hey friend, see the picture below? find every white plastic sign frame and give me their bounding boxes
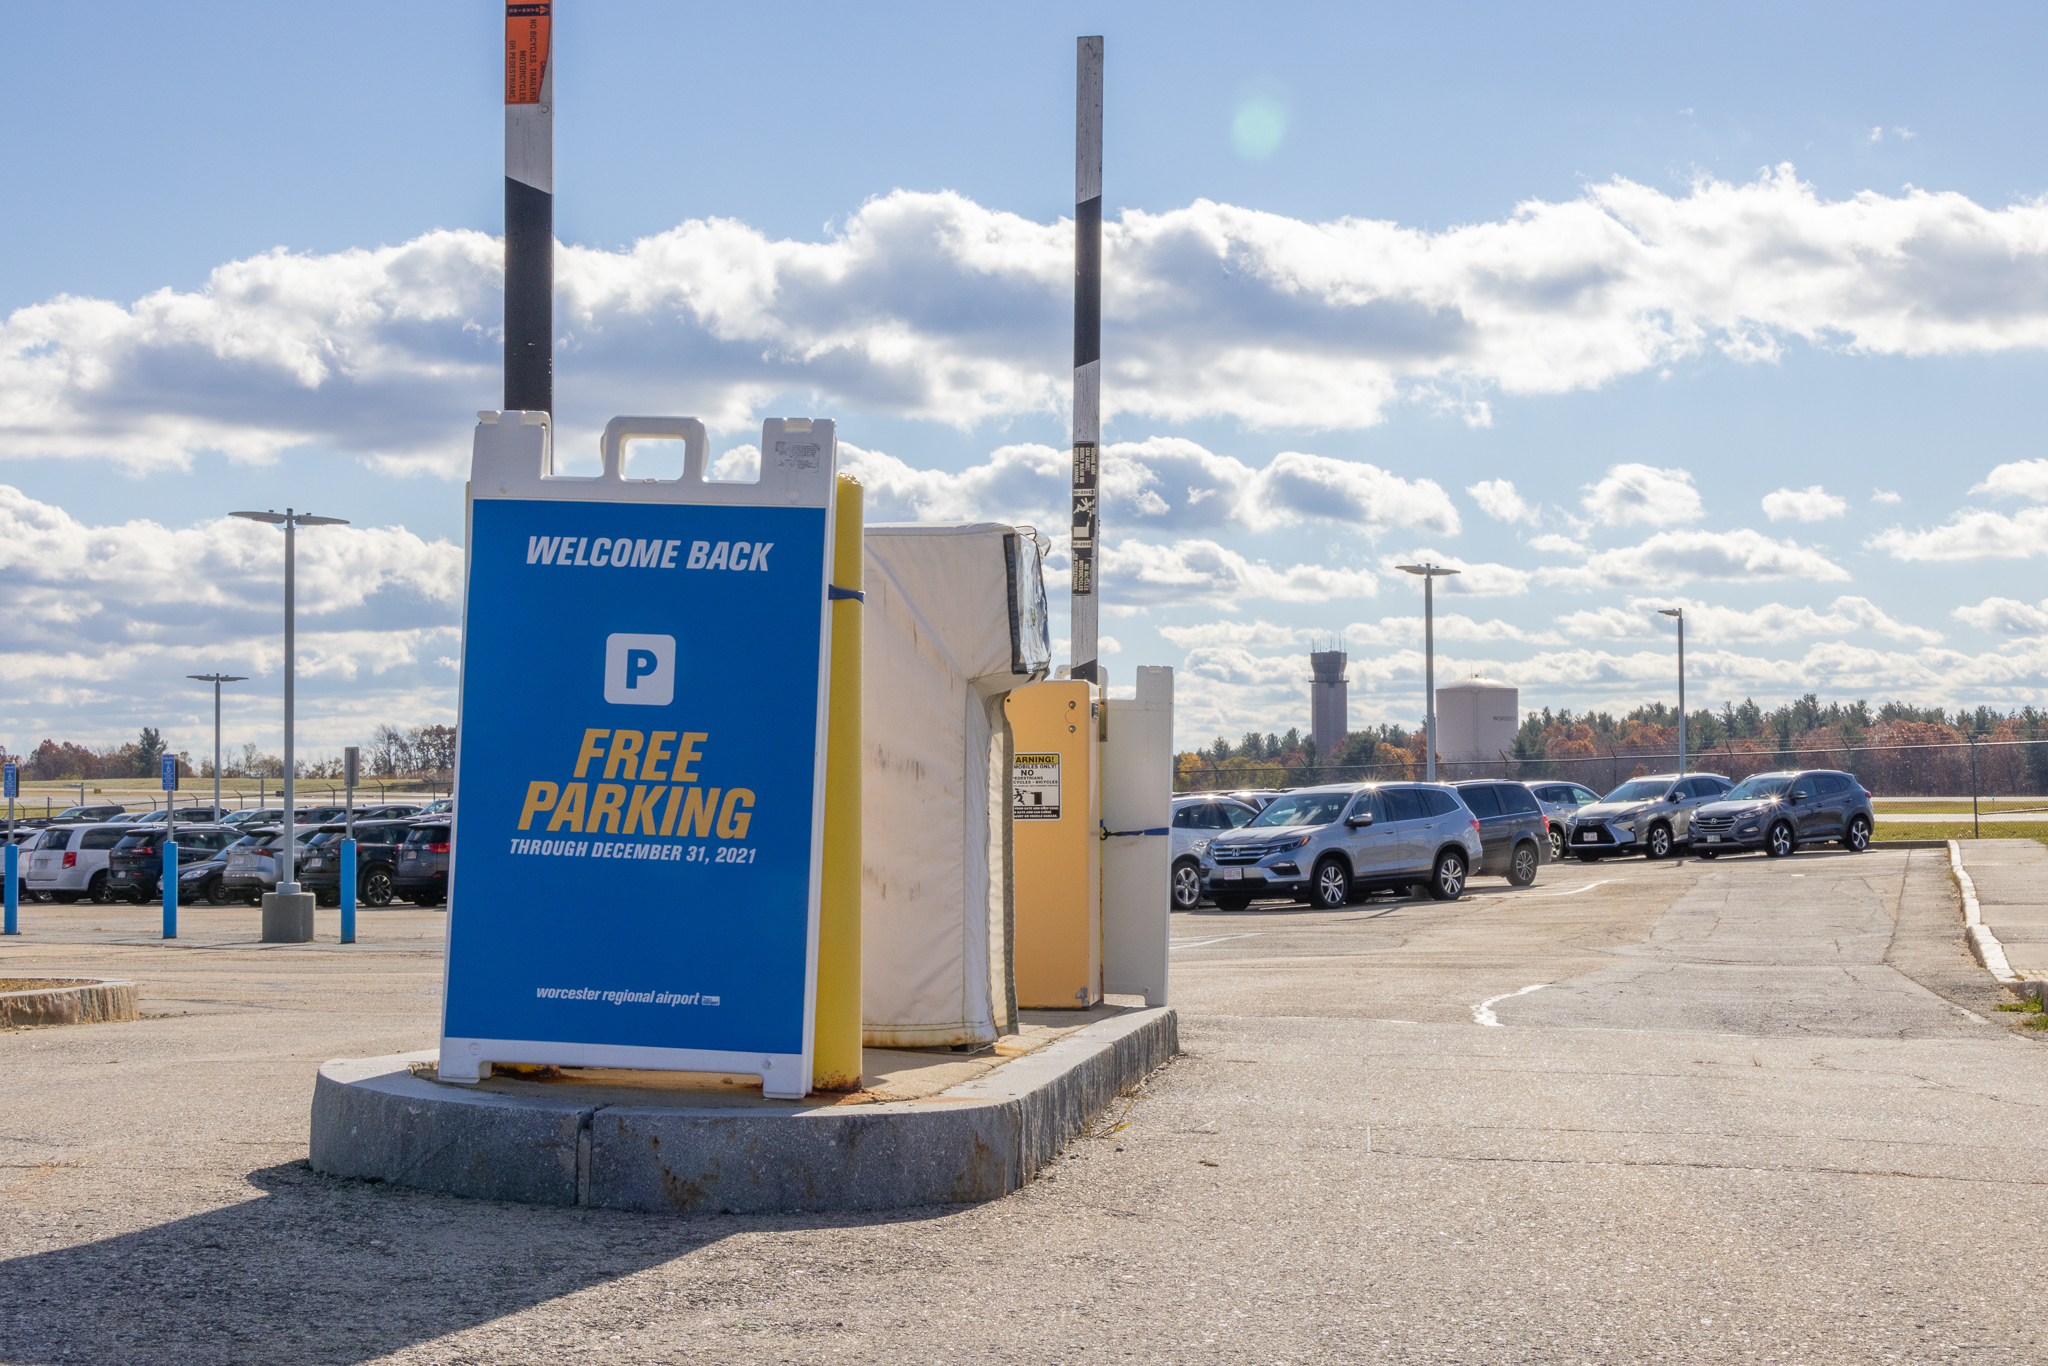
[438,411,838,1099]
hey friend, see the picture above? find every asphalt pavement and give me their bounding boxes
[4,846,2046,1363]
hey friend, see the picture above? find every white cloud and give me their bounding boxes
[1869,489,1902,504]
[1100,539,1381,606]
[1466,478,1537,524]
[1526,533,1586,555]
[1972,458,2048,501]
[1868,505,2048,560]
[1345,615,1563,646]
[25,169,2048,474]
[1380,548,1532,597]
[1580,464,1704,527]
[1538,528,1850,589]
[0,484,460,753]
[1554,594,1941,644]
[1760,485,1847,522]
[1156,619,1306,650]
[1953,596,2048,634]
[843,437,1456,539]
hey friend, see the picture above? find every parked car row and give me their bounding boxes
[14,813,455,907]
[1168,777,1550,911]
[1168,767,1880,911]
[7,798,443,831]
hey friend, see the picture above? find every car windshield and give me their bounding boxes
[114,834,156,850]
[1724,775,1795,800]
[1246,792,1352,828]
[404,826,451,844]
[1602,780,1671,803]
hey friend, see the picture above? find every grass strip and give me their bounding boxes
[1875,821,2048,847]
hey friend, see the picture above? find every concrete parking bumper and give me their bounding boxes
[311,1005,1177,1214]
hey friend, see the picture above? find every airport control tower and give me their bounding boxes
[1310,650,1348,757]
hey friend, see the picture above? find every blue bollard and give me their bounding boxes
[4,842,16,935]
[162,841,178,940]
[340,838,356,944]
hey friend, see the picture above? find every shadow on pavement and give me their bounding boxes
[0,1160,955,1365]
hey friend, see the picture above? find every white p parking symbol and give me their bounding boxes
[604,633,676,706]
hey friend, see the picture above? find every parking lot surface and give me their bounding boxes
[4,847,2046,1363]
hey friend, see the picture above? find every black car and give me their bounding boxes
[106,825,236,901]
[394,820,451,906]
[23,803,126,829]
[1450,780,1551,886]
[174,841,243,906]
[1689,770,1876,858]
[297,820,415,908]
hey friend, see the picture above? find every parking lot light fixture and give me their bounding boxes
[1396,563,1461,782]
[231,509,348,894]
[1658,608,1686,774]
[187,673,248,820]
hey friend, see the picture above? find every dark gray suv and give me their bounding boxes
[1449,781,1551,886]
[1202,783,1484,910]
[1690,770,1875,858]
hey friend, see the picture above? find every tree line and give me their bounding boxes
[2,723,456,782]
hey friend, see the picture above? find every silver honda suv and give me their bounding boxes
[1202,783,1483,910]
[1565,772,1732,861]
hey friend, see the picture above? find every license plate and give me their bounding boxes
[1216,867,1241,881]
[1579,832,1596,842]
[1704,835,1721,842]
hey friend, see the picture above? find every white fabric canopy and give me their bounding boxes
[861,522,1047,1047]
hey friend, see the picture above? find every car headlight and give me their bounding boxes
[1191,838,1211,856]
[1271,834,1312,852]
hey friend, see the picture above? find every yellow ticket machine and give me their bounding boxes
[1006,680,1102,1007]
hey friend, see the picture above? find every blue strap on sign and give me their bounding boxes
[828,585,865,602]
[1100,821,1169,840]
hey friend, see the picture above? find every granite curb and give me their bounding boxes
[0,977,139,1028]
[310,1005,1178,1214]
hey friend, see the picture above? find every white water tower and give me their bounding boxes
[1436,675,1519,763]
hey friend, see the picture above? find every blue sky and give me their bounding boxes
[6,1,2048,758]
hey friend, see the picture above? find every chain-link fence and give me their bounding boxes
[1176,737,2048,800]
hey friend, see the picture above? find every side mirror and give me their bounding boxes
[1790,791,1808,803]
[1665,792,1681,803]
[1344,813,1373,828]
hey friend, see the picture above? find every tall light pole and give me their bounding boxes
[1658,608,1686,774]
[232,509,347,896]
[1396,563,1461,781]
[187,673,248,817]
[1069,35,1104,685]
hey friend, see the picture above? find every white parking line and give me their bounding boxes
[1522,879,1612,898]
[1169,933,1264,951]
[1472,983,1547,1026]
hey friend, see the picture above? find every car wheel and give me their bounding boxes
[1644,823,1673,860]
[1508,841,1539,887]
[1426,850,1468,901]
[1546,824,1566,861]
[1765,821,1796,858]
[362,869,394,908]
[1212,894,1252,912]
[87,872,111,905]
[1575,851,1600,863]
[1170,859,1203,911]
[1309,857,1350,910]
[207,880,230,906]
[1844,815,1871,853]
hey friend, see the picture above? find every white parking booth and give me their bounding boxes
[438,411,841,1100]
[861,523,1052,1048]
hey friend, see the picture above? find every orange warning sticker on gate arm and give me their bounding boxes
[506,3,551,105]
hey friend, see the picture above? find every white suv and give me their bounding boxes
[25,823,132,904]
[1169,795,1259,908]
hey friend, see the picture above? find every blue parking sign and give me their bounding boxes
[161,755,179,792]
[439,415,838,1098]
[3,762,15,801]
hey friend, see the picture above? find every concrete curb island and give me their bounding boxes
[1951,840,2024,989]
[0,977,138,1029]
[311,1005,1178,1214]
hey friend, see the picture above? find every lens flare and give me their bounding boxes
[1232,96,1287,160]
